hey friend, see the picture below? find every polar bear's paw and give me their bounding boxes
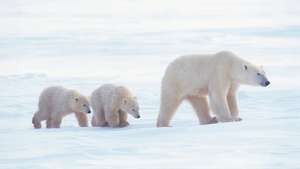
[119,121,130,127]
[233,117,242,121]
[208,117,218,124]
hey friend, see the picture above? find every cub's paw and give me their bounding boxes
[99,121,109,127]
[33,122,41,129]
[32,117,41,129]
[208,117,218,124]
[233,117,242,121]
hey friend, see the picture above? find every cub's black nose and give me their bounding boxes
[87,110,91,114]
[136,115,141,119]
[265,81,270,86]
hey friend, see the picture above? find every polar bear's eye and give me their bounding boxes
[83,104,87,107]
[257,73,261,76]
[244,65,248,70]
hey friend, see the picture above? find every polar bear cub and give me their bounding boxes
[91,84,140,128]
[32,86,91,128]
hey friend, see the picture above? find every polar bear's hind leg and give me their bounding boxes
[157,89,182,127]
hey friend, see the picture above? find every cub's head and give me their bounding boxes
[70,93,91,114]
[234,62,270,87]
[120,97,140,119]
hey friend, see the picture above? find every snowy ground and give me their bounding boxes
[1,0,300,169]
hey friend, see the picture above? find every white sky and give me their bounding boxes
[0,0,299,76]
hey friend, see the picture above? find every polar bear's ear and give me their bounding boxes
[260,65,263,70]
[243,65,248,71]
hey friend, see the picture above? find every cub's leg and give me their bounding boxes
[75,112,88,127]
[92,105,107,127]
[46,118,51,128]
[47,114,62,128]
[32,109,49,129]
[105,110,120,128]
[32,111,42,129]
[91,116,97,126]
[119,110,129,127]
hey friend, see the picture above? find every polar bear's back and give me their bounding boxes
[162,54,214,89]
[161,51,239,96]
[38,86,71,112]
[92,84,115,98]
[165,51,236,77]
[90,84,117,109]
[91,84,133,110]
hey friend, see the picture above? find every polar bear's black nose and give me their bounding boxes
[136,115,141,119]
[265,81,270,86]
[87,110,91,114]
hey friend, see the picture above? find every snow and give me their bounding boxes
[1,0,300,168]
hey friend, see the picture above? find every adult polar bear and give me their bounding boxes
[157,51,270,127]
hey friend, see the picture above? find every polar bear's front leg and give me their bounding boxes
[209,91,233,122]
[227,93,242,121]
[75,112,88,127]
[187,96,217,125]
[119,110,129,127]
[105,111,120,128]
[227,84,242,121]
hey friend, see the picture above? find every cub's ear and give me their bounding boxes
[243,65,248,71]
[122,98,128,104]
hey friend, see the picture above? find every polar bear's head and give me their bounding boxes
[233,60,270,87]
[120,97,140,119]
[70,93,91,114]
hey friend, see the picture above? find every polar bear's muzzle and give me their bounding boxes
[263,80,270,87]
[85,107,91,114]
[260,75,270,87]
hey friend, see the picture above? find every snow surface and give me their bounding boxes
[1,0,300,169]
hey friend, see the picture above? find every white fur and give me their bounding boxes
[90,84,140,128]
[32,86,90,128]
[157,51,270,127]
